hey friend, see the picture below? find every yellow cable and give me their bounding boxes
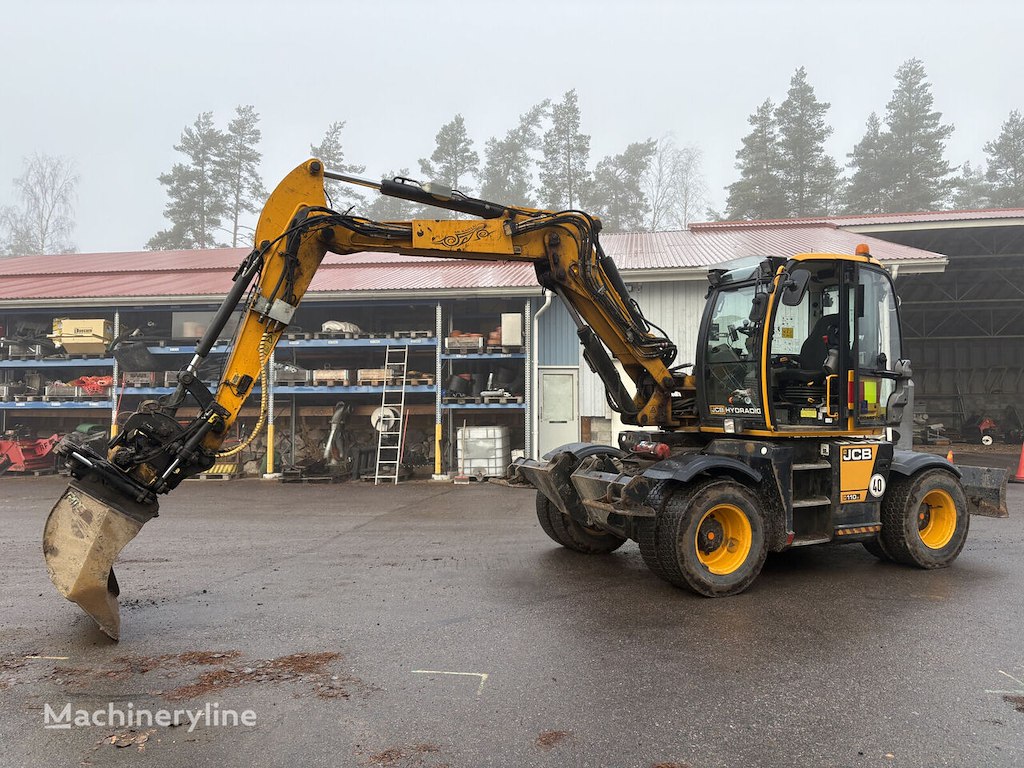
[217,332,273,457]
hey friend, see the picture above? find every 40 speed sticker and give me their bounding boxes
[868,474,886,498]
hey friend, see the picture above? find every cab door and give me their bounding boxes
[852,265,903,429]
[766,259,855,431]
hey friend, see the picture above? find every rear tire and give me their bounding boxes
[880,469,969,568]
[862,537,890,560]
[636,482,670,581]
[535,492,626,554]
[655,478,768,597]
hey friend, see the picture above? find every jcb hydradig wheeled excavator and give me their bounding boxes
[43,160,1009,639]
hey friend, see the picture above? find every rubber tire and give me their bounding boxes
[862,537,891,561]
[535,492,626,554]
[880,469,970,569]
[655,478,768,597]
[636,482,671,581]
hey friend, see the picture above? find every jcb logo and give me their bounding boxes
[842,447,874,462]
[709,405,727,415]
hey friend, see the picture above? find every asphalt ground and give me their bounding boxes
[1,474,1023,768]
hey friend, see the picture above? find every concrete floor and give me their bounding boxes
[1,475,1023,768]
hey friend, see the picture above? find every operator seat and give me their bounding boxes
[774,314,841,393]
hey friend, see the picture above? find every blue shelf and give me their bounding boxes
[277,337,437,349]
[0,400,114,410]
[441,352,525,360]
[118,384,436,396]
[275,385,436,395]
[0,358,114,368]
[149,345,228,355]
[442,403,525,410]
[147,337,437,354]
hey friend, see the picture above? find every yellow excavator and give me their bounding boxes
[42,160,1009,639]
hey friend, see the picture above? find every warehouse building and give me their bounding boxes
[0,224,947,478]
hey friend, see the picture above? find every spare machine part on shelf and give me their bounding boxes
[49,319,113,355]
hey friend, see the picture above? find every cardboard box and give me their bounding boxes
[49,318,113,355]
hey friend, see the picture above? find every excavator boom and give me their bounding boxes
[43,159,688,639]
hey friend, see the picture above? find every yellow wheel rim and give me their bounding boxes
[695,504,752,575]
[917,489,957,550]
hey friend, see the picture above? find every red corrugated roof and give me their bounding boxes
[0,225,944,303]
[692,207,1024,230]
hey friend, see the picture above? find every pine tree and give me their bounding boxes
[878,58,954,211]
[983,109,1024,207]
[586,140,657,232]
[725,99,787,220]
[220,105,266,248]
[148,112,228,250]
[539,90,591,210]
[775,67,841,216]
[479,101,548,207]
[845,112,889,214]
[951,161,989,210]
[311,121,366,212]
[418,114,479,193]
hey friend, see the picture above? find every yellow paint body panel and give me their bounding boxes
[412,219,514,254]
[838,444,879,504]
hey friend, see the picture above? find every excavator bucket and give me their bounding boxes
[958,465,1010,518]
[42,480,158,640]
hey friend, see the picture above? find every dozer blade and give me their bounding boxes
[42,479,158,640]
[958,465,1010,518]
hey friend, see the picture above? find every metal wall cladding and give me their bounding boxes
[578,280,707,418]
[537,299,579,367]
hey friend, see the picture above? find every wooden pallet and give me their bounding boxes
[313,330,391,340]
[482,395,524,404]
[280,474,343,485]
[357,377,402,387]
[285,331,312,340]
[311,379,351,387]
[405,376,435,385]
[443,396,483,404]
[5,468,57,477]
[485,345,524,354]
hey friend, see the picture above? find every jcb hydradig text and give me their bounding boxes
[43,159,1009,639]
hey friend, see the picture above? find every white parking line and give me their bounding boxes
[412,669,489,696]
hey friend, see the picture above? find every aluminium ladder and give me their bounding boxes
[374,345,408,485]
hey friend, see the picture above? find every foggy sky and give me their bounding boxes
[3,0,1022,254]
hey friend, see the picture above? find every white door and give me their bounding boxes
[539,367,579,455]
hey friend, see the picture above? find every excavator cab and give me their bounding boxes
[697,251,908,438]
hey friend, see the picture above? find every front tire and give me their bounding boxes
[535,492,626,554]
[880,469,969,568]
[655,478,768,597]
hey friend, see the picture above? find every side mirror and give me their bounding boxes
[749,292,768,322]
[781,269,811,306]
